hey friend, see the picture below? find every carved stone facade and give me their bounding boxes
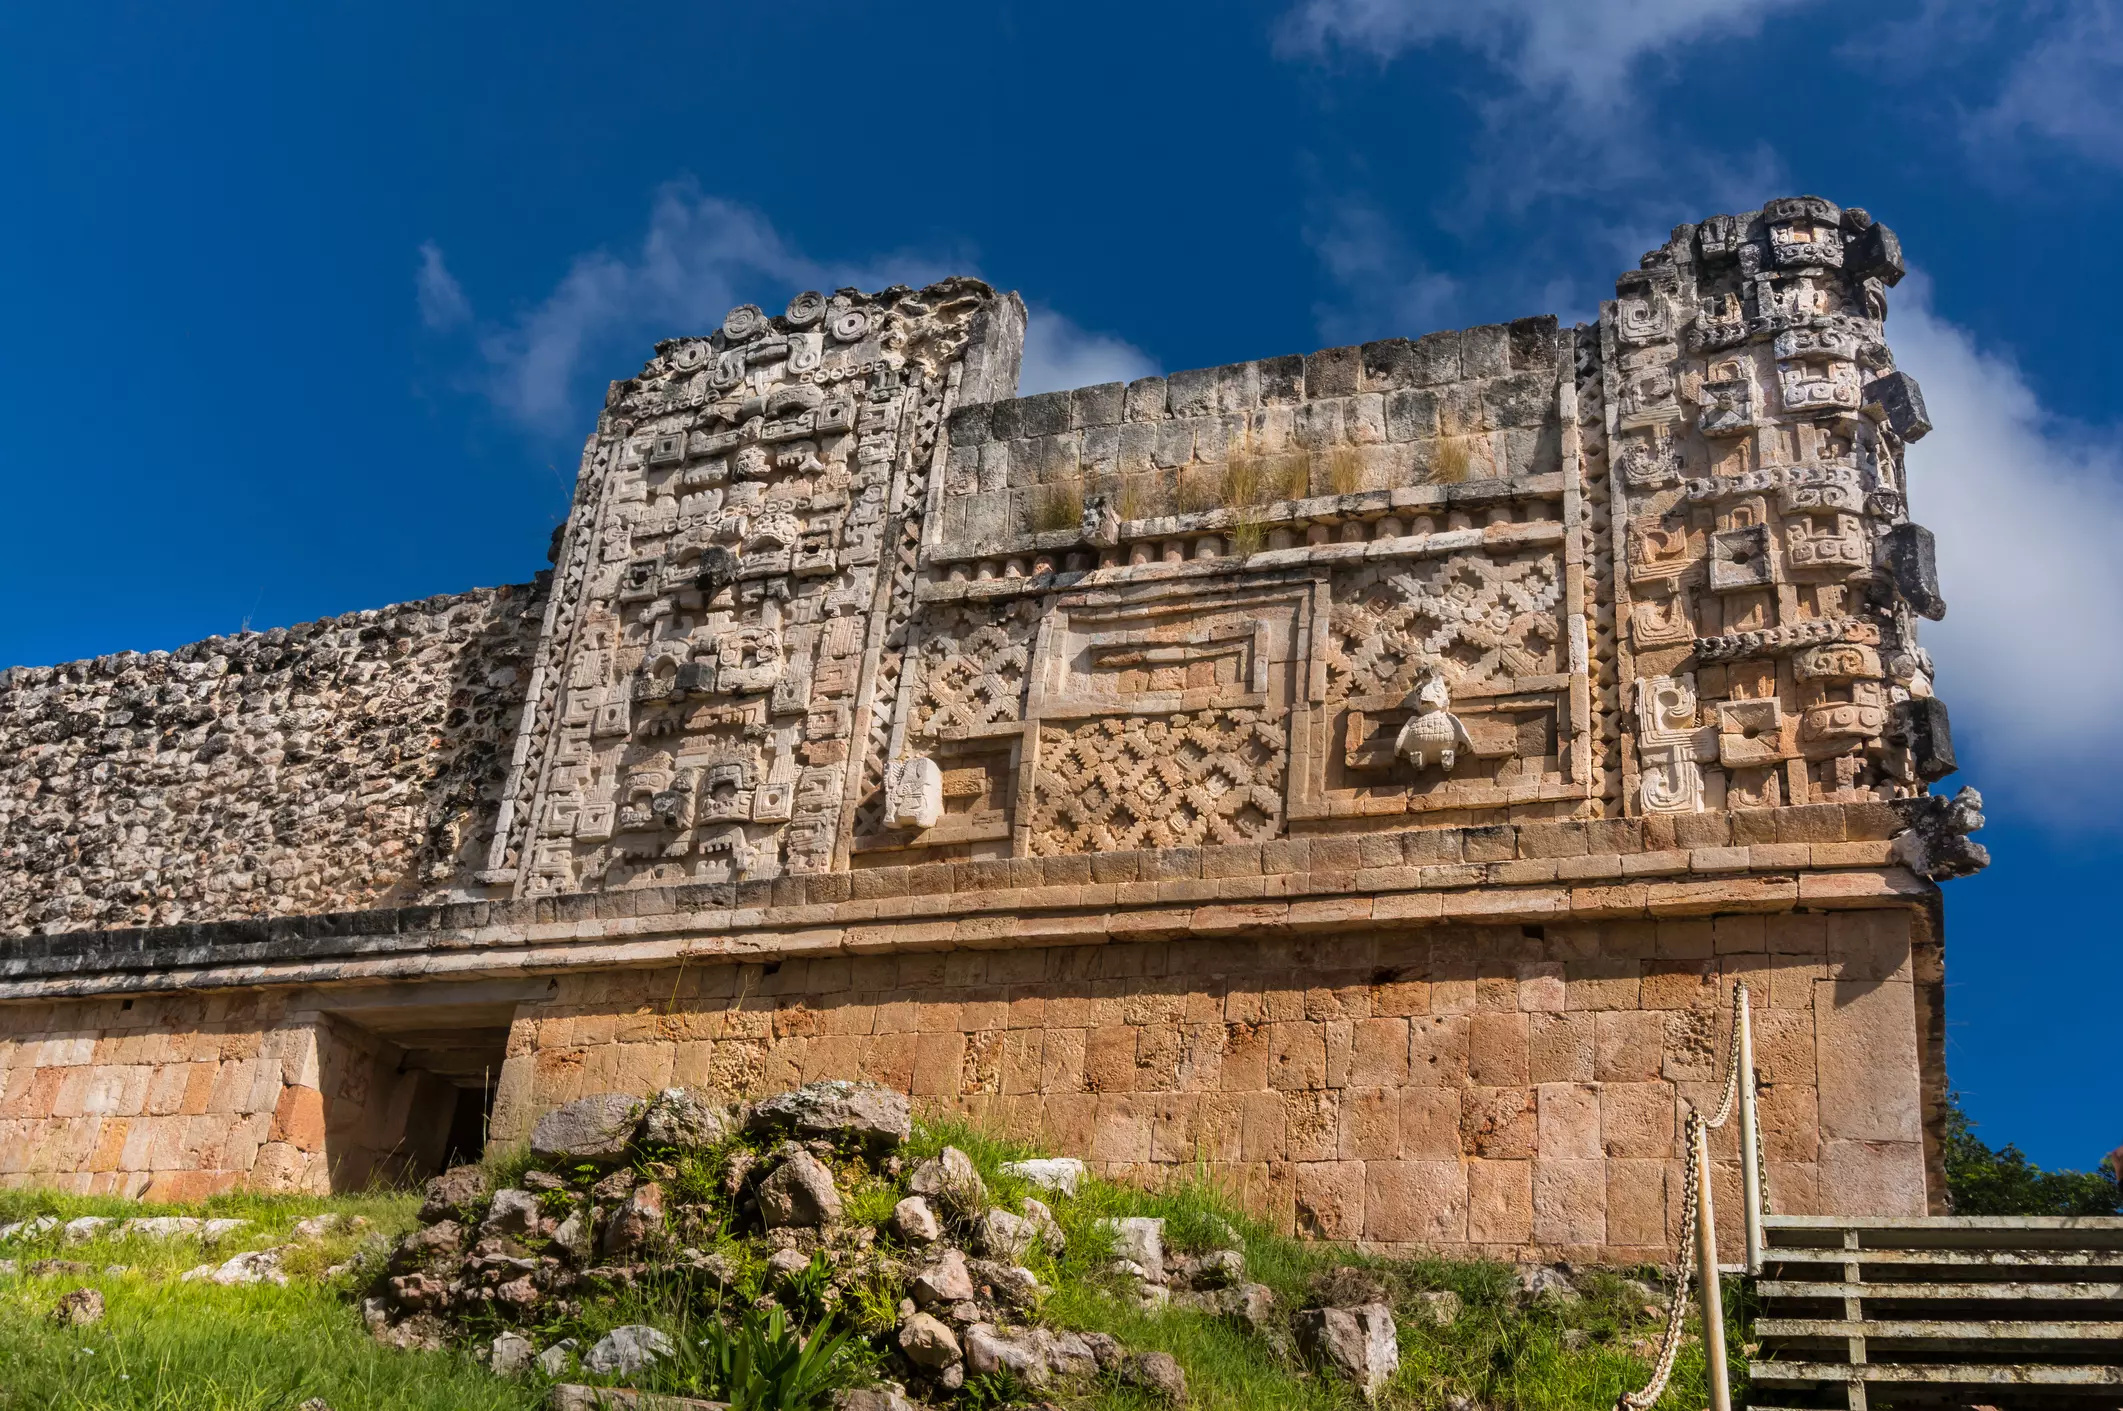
[0,206,1980,1256]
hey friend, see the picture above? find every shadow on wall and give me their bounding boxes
[0,992,510,1199]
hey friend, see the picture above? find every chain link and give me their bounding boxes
[1619,1111,1703,1411]
[1615,982,1763,1410]
[1703,982,1746,1130]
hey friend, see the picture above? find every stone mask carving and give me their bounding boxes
[885,756,944,831]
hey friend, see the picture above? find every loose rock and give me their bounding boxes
[1019,1197,1065,1254]
[963,1324,1099,1385]
[639,1086,735,1149]
[490,1330,535,1374]
[186,1247,289,1287]
[909,1147,985,1215]
[603,1182,666,1257]
[898,1311,961,1368]
[551,1208,593,1264]
[1127,1350,1188,1403]
[911,1248,976,1307]
[1311,1265,1392,1307]
[1001,1157,1084,1197]
[482,1188,542,1239]
[420,1166,489,1224]
[1295,1303,1399,1400]
[591,1169,638,1203]
[583,1324,675,1376]
[292,1213,366,1241]
[892,1195,941,1244]
[1104,1217,1166,1283]
[549,1387,726,1411]
[62,1216,114,1244]
[749,1080,912,1153]
[1415,1289,1463,1326]
[978,1208,1039,1261]
[531,1093,644,1165]
[758,1146,842,1228]
[836,1389,918,1411]
[52,1287,104,1326]
[1516,1264,1579,1303]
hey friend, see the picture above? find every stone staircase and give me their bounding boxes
[1749,1213,2123,1410]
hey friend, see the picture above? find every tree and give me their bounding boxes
[1942,1092,2121,1216]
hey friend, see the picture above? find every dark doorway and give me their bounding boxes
[441,1082,497,1171]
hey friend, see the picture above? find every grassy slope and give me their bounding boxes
[0,1190,538,1411]
[0,1125,1735,1411]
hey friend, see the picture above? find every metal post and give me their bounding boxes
[1736,981,1763,1275]
[1695,1116,1733,1411]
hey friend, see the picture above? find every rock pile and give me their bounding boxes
[364,1081,1222,1406]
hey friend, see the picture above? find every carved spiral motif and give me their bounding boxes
[829,308,870,343]
[721,304,766,342]
[785,291,827,327]
[668,340,711,371]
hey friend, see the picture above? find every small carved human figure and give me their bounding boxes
[885,755,944,830]
[1394,671,1473,773]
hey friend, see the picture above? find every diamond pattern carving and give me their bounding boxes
[1028,710,1283,855]
[1325,552,1564,701]
[912,602,1037,736]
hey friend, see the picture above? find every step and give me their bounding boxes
[1762,1215,2123,1253]
[1762,1246,2123,1269]
[1758,1279,2123,1301]
[1750,1361,2123,1386]
[1756,1317,2123,1340]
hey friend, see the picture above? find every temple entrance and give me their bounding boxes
[313,991,518,1186]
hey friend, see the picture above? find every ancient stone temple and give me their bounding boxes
[0,197,1984,1260]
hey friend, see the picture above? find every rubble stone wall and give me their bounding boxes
[488,908,1931,1262]
[0,583,548,937]
[0,992,453,1198]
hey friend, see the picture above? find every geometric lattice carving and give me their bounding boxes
[912,601,1038,736]
[1028,710,1284,854]
[1324,552,1564,701]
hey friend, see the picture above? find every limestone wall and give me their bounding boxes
[0,583,546,936]
[488,908,1933,1262]
[931,319,1564,552]
[0,992,454,1197]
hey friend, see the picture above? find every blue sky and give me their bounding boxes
[4,2,2119,1170]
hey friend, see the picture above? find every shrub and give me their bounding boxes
[698,1306,864,1411]
[1323,446,1367,495]
[1429,438,1473,484]
[1943,1092,2121,1215]
[1115,474,1162,521]
[1027,479,1083,534]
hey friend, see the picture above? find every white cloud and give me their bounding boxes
[438,180,961,433]
[1890,275,2123,820]
[1280,0,1816,108]
[1277,0,1798,261]
[1307,201,1462,342]
[1017,306,1158,395]
[1969,1,2123,167]
[415,241,471,330]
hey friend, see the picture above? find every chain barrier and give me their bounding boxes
[1619,1109,1705,1410]
[1614,982,1759,1411]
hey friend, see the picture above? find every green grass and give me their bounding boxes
[0,1188,535,1411]
[0,1125,1743,1411]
